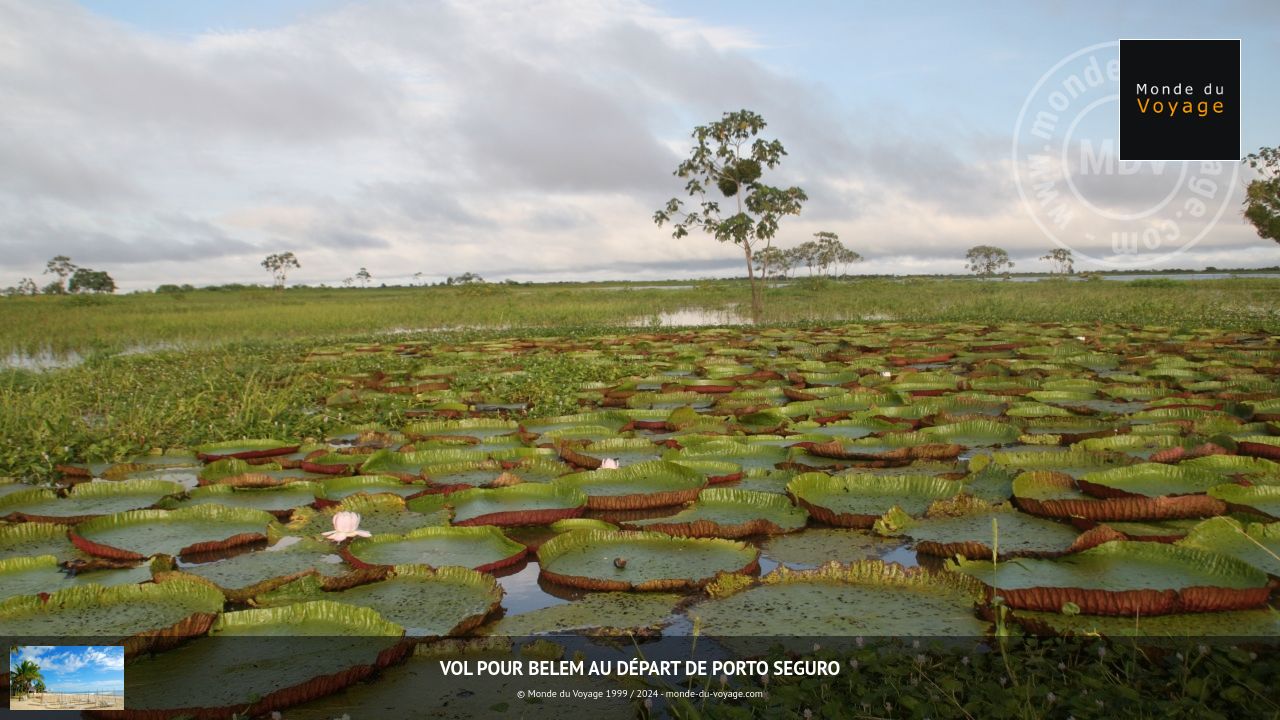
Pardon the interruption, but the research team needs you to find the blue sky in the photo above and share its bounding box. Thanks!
[1,1,1277,290]
[10,646,124,693]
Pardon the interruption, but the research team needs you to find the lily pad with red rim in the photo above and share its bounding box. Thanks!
[194,439,301,462]
[70,505,280,561]
[343,526,526,573]
[407,483,587,527]
[786,472,962,528]
[552,460,707,510]
[536,529,759,591]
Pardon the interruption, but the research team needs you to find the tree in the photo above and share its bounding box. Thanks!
[965,245,1014,277]
[10,659,43,699]
[261,252,300,290]
[1243,147,1280,244]
[654,109,807,322]
[342,277,354,288]
[1040,248,1074,274]
[446,272,484,285]
[68,268,116,294]
[753,246,788,279]
[43,255,77,294]
[355,267,372,287]
[413,271,424,286]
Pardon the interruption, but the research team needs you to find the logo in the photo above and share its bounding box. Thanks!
[1012,41,1239,267]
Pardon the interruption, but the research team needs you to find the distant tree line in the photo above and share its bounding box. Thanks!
[2,255,116,297]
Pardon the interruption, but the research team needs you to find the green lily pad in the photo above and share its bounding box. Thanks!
[0,522,76,562]
[0,555,152,602]
[553,460,707,510]
[0,480,184,522]
[883,503,1084,559]
[194,439,301,461]
[786,472,962,528]
[1079,463,1223,497]
[688,561,987,637]
[950,540,1271,615]
[620,488,808,537]
[345,526,526,573]
[291,494,450,538]
[408,483,587,526]
[0,575,224,639]
[761,529,901,569]
[487,592,683,636]
[1177,517,1280,576]
[170,537,349,600]
[122,601,403,714]
[72,505,279,560]
[256,564,501,636]
[1209,484,1280,519]
[918,420,1020,446]
[173,481,324,514]
[1014,606,1280,638]
[322,474,429,500]
[537,529,758,591]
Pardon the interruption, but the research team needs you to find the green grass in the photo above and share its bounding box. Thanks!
[2,277,1278,358]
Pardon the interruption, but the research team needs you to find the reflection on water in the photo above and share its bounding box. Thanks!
[629,307,750,327]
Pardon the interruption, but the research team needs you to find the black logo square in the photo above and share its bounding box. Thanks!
[1119,39,1240,161]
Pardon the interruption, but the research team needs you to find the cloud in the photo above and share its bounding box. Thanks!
[0,0,1273,291]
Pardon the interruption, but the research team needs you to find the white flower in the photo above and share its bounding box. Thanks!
[1076,336,1086,341]
[600,458,620,469]
[880,370,892,377]
[322,511,372,542]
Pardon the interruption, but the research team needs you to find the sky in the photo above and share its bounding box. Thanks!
[1,0,1278,291]
[10,645,125,693]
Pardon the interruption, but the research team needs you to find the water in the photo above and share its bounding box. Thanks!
[628,308,750,327]
[2,341,186,372]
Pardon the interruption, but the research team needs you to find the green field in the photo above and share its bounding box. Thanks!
[2,277,1278,358]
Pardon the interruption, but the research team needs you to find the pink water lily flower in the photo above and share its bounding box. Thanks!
[600,458,620,469]
[322,511,372,542]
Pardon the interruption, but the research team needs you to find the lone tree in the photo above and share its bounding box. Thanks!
[1040,247,1074,274]
[355,267,372,287]
[965,245,1014,277]
[1243,147,1280,243]
[752,246,788,279]
[43,255,77,294]
[812,231,862,276]
[261,252,300,290]
[654,109,807,322]
[68,268,116,294]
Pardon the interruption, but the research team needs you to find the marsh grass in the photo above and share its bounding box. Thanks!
[1,278,1277,358]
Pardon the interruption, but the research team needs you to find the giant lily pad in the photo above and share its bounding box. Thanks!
[161,536,349,601]
[255,564,501,637]
[322,474,429,500]
[1013,606,1280,638]
[537,530,759,591]
[487,592,683,636]
[1013,470,1226,521]
[620,488,808,538]
[553,460,707,510]
[1078,463,1223,498]
[343,526,526,573]
[0,554,151,602]
[879,501,1089,559]
[122,601,405,717]
[1209,483,1280,519]
[408,483,587,526]
[0,522,75,562]
[0,479,184,523]
[1177,516,1280,576]
[0,576,224,653]
[291,494,450,538]
[761,529,901,569]
[688,560,987,637]
[71,505,279,561]
[172,481,324,517]
[949,540,1272,615]
[194,439,301,461]
[786,472,962,528]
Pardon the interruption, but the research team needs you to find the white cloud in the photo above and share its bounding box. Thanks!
[0,0,1271,291]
